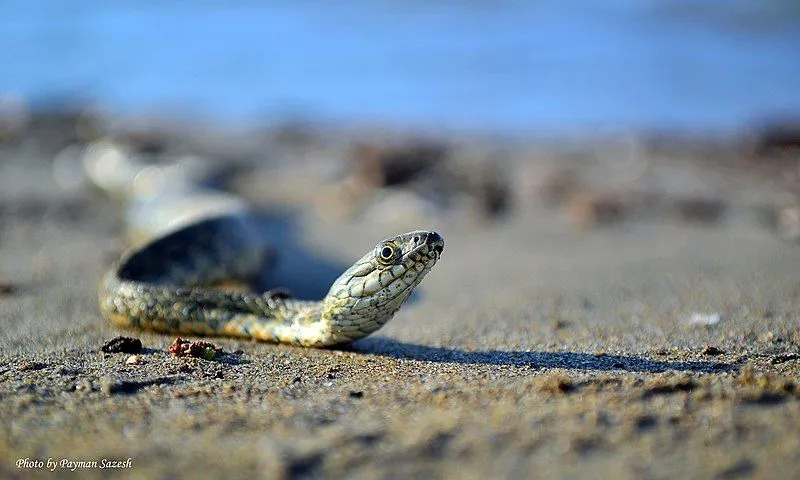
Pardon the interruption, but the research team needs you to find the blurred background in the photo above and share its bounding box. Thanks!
[1,0,799,133]
[1,0,800,256]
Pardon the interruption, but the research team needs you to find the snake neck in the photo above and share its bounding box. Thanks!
[320,289,414,346]
[209,295,392,347]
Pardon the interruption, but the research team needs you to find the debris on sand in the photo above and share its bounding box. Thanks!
[168,337,223,360]
[101,336,143,354]
[125,355,141,365]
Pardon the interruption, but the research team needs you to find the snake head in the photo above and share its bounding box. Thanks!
[323,230,444,341]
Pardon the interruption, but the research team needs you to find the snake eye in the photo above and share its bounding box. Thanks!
[378,244,397,264]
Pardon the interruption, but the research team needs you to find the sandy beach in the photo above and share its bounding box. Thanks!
[1,109,799,479]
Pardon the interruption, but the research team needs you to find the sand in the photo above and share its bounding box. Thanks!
[1,110,799,479]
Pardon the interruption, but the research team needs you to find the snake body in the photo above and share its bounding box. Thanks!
[95,160,444,347]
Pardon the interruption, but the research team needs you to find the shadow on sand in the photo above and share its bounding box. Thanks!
[350,338,734,373]
[249,212,347,300]
[250,212,423,303]
[120,211,350,300]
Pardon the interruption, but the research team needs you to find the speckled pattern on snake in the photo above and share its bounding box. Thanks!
[100,217,443,347]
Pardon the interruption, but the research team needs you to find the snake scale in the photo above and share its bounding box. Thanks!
[93,150,444,347]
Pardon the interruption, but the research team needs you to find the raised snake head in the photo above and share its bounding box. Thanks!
[322,230,444,342]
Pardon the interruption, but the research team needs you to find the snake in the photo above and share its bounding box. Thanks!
[91,147,444,347]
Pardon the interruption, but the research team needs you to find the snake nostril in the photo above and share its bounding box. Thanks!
[427,231,443,245]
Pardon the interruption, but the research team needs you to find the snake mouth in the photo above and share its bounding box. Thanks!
[427,231,444,259]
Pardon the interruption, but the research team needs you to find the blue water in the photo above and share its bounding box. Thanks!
[2,1,799,132]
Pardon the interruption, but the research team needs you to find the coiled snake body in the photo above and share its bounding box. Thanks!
[93,154,443,347]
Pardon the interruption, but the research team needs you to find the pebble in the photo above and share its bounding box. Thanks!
[101,336,143,354]
[126,355,141,365]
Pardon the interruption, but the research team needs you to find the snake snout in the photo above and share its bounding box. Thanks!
[426,231,444,256]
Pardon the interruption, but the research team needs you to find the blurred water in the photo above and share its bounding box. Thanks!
[1,1,799,132]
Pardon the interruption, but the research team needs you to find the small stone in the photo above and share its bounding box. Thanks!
[349,390,364,399]
[126,355,141,365]
[101,336,142,354]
